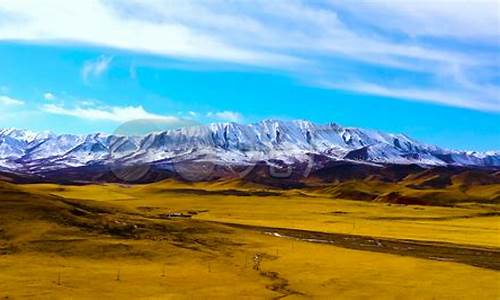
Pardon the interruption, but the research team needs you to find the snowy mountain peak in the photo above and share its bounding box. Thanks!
[0,121,498,173]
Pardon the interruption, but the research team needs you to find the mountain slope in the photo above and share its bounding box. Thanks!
[0,120,498,178]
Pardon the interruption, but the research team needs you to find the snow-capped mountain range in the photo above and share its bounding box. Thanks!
[0,120,499,175]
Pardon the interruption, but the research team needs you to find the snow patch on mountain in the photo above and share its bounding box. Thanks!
[0,120,498,173]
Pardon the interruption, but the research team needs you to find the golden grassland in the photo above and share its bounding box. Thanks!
[29,181,500,248]
[0,180,499,299]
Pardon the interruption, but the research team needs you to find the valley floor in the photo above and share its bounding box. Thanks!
[0,181,499,299]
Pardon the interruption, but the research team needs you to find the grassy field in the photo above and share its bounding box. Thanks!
[29,181,500,248]
[0,180,499,299]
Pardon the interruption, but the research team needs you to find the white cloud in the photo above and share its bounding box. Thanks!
[332,1,500,41]
[42,103,179,123]
[324,81,500,112]
[82,55,113,82]
[77,99,98,107]
[0,95,24,106]
[43,92,55,101]
[206,111,242,122]
[0,1,498,111]
[0,0,298,67]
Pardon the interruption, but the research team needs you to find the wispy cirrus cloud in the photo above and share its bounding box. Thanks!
[0,1,299,67]
[0,0,498,111]
[332,1,500,41]
[82,55,113,83]
[323,81,500,112]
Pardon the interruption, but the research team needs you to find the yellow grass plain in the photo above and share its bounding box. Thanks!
[0,180,498,299]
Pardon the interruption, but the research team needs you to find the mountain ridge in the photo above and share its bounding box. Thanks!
[0,120,499,178]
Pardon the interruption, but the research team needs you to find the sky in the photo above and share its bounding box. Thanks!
[0,0,499,151]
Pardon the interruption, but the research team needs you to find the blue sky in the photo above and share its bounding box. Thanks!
[0,1,498,151]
